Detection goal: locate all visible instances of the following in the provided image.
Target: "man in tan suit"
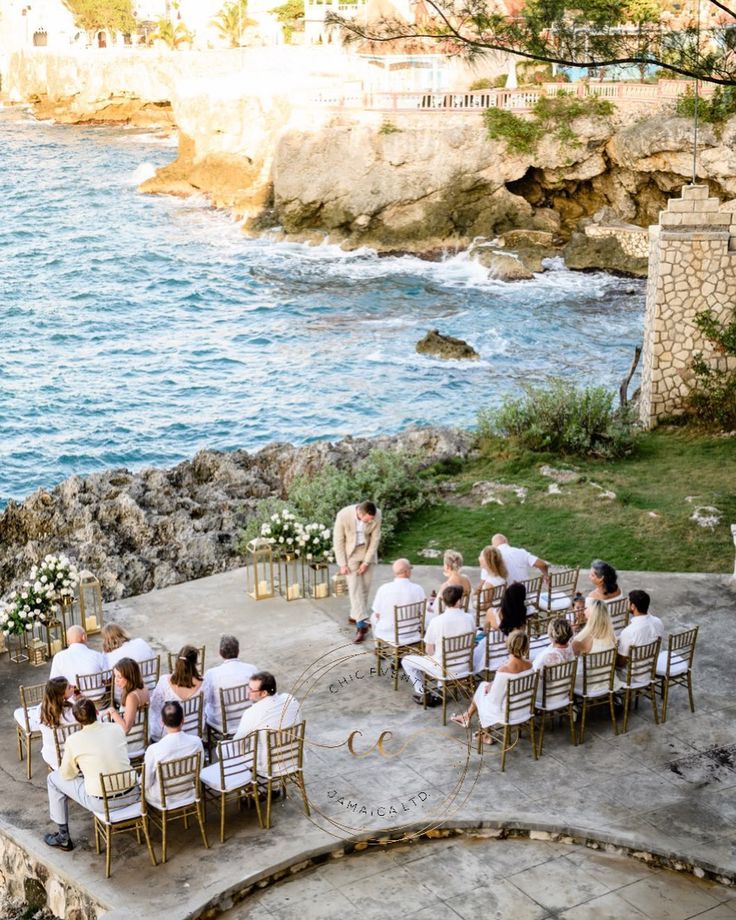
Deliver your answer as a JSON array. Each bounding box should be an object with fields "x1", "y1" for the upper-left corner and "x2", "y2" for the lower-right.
[{"x1": 333, "y1": 500, "x2": 382, "y2": 643}]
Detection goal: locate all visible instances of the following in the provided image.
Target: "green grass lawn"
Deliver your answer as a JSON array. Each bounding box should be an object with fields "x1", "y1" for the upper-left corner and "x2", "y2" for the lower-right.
[{"x1": 386, "y1": 428, "x2": 736, "y2": 573}]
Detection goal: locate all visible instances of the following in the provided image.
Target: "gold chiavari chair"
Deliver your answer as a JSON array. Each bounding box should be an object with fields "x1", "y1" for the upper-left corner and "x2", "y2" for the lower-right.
[
  {"x1": 620, "y1": 638, "x2": 661, "y2": 733},
  {"x1": 374, "y1": 600, "x2": 427, "y2": 691},
  {"x1": 139, "y1": 656, "x2": 161, "y2": 693},
  {"x1": 474, "y1": 584, "x2": 506, "y2": 630},
  {"x1": 207, "y1": 683, "x2": 252, "y2": 751},
  {"x1": 181, "y1": 694, "x2": 205, "y2": 739},
  {"x1": 201, "y1": 733, "x2": 262, "y2": 842},
  {"x1": 606, "y1": 598, "x2": 631, "y2": 636},
  {"x1": 656, "y1": 627, "x2": 699, "y2": 722},
  {"x1": 538, "y1": 568, "x2": 580, "y2": 614},
  {"x1": 478, "y1": 627, "x2": 507, "y2": 683},
  {"x1": 437, "y1": 590, "x2": 471, "y2": 614},
  {"x1": 53, "y1": 722, "x2": 83, "y2": 766},
  {"x1": 149, "y1": 752, "x2": 209, "y2": 863},
  {"x1": 76, "y1": 669, "x2": 114, "y2": 709},
  {"x1": 92, "y1": 767, "x2": 157, "y2": 878},
  {"x1": 263, "y1": 721, "x2": 310, "y2": 830},
  {"x1": 479, "y1": 671, "x2": 539, "y2": 772},
  {"x1": 424, "y1": 632, "x2": 476, "y2": 726},
  {"x1": 576, "y1": 648, "x2": 618, "y2": 743},
  {"x1": 535, "y1": 659, "x2": 577, "y2": 755},
  {"x1": 15, "y1": 683, "x2": 45, "y2": 780}
]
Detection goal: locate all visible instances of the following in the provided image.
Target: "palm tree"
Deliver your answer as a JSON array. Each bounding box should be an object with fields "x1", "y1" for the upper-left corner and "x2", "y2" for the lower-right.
[
  {"x1": 151, "y1": 17, "x2": 193, "y2": 48},
  {"x1": 212, "y1": 0, "x2": 255, "y2": 48}
]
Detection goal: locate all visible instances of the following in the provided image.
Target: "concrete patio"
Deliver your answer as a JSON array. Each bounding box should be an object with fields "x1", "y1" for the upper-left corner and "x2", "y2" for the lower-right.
[{"x1": 0, "y1": 564, "x2": 734, "y2": 919}]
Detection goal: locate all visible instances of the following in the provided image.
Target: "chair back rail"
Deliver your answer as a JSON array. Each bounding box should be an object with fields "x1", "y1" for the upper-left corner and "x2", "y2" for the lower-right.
[
  {"x1": 474, "y1": 584, "x2": 506, "y2": 627},
  {"x1": 266, "y1": 721, "x2": 306, "y2": 778},
  {"x1": 441, "y1": 632, "x2": 475, "y2": 679},
  {"x1": 158, "y1": 752, "x2": 203, "y2": 807},
  {"x1": 485, "y1": 628, "x2": 507, "y2": 673},
  {"x1": 541, "y1": 568, "x2": 579, "y2": 610},
  {"x1": 625, "y1": 638, "x2": 661, "y2": 687},
  {"x1": 217, "y1": 734, "x2": 258, "y2": 788},
  {"x1": 219, "y1": 683, "x2": 252, "y2": 735},
  {"x1": 437, "y1": 591, "x2": 471, "y2": 614},
  {"x1": 581, "y1": 648, "x2": 617, "y2": 696},
  {"x1": 138, "y1": 656, "x2": 161, "y2": 692},
  {"x1": 540, "y1": 659, "x2": 577, "y2": 709},
  {"x1": 519, "y1": 575, "x2": 543, "y2": 611},
  {"x1": 606, "y1": 598, "x2": 631, "y2": 635},
  {"x1": 504, "y1": 672, "x2": 538, "y2": 722},
  {"x1": 665, "y1": 627, "x2": 698, "y2": 671},
  {"x1": 394, "y1": 599, "x2": 427, "y2": 646},
  {"x1": 76, "y1": 669, "x2": 114, "y2": 708},
  {"x1": 19, "y1": 683, "x2": 47, "y2": 732},
  {"x1": 181, "y1": 694, "x2": 204, "y2": 738},
  {"x1": 53, "y1": 722, "x2": 82, "y2": 764},
  {"x1": 126, "y1": 704, "x2": 149, "y2": 757},
  {"x1": 99, "y1": 768, "x2": 143, "y2": 823}
]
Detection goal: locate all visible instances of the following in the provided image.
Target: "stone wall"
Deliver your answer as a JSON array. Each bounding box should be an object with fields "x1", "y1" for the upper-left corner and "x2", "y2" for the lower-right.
[
  {"x1": 585, "y1": 223, "x2": 649, "y2": 258},
  {"x1": 640, "y1": 185, "x2": 736, "y2": 426}
]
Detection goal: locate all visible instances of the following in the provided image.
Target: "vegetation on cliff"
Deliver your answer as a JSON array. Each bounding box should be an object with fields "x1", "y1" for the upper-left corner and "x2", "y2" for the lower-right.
[
  {"x1": 63, "y1": 0, "x2": 135, "y2": 35},
  {"x1": 687, "y1": 307, "x2": 736, "y2": 430}
]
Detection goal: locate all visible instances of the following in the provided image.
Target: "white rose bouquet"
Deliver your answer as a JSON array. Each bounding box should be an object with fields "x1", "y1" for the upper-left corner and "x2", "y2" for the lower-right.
[
  {"x1": 260, "y1": 508, "x2": 304, "y2": 556},
  {"x1": 301, "y1": 522, "x2": 335, "y2": 564},
  {"x1": 34, "y1": 554, "x2": 79, "y2": 601},
  {"x1": 3, "y1": 581, "x2": 54, "y2": 635}
]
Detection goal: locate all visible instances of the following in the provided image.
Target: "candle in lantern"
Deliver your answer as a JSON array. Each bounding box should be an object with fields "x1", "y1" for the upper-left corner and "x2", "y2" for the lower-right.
[
  {"x1": 257, "y1": 580, "x2": 269, "y2": 597},
  {"x1": 313, "y1": 583, "x2": 329, "y2": 599},
  {"x1": 85, "y1": 616, "x2": 98, "y2": 633},
  {"x1": 50, "y1": 638, "x2": 63, "y2": 656},
  {"x1": 287, "y1": 584, "x2": 301, "y2": 601}
]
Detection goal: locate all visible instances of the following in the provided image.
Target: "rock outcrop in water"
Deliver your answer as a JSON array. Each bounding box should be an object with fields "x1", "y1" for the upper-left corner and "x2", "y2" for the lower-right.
[
  {"x1": 416, "y1": 330, "x2": 480, "y2": 360},
  {"x1": 0, "y1": 427, "x2": 471, "y2": 601}
]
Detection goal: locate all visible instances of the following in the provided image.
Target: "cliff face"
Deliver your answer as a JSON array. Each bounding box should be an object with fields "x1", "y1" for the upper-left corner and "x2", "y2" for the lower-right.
[{"x1": 0, "y1": 428, "x2": 470, "y2": 601}]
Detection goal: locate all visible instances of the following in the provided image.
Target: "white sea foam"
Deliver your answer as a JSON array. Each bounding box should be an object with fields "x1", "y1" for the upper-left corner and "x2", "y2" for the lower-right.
[{"x1": 129, "y1": 162, "x2": 158, "y2": 185}]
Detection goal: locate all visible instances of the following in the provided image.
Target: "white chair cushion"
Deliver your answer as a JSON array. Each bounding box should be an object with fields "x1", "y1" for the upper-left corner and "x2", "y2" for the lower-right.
[
  {"x1": 540, "y1": 594, "x2": 573, "y2": 612},
  {"x1": 656, "y1": 652, "x2": 688, "y2": 676},
  {"x1": 504, "y1": 711, "x2": 533, "y2": 727},
  {"x1": 200, "y1": 762, "x2": 254, "y2": 792},
  {"x1": 92, "y1": 802, "x2": 143, "y2": 824},
  {"x1": 537, "y1": 696, "x2": 571, "y2": 712}
]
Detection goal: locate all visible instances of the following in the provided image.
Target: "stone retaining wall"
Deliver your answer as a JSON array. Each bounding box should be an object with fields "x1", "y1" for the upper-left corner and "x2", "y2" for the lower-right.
[
  {"x1": 585, "y1": 223, "x2": 649, "y2": 258},
  {"x1": 640, "y1": 185, "x2": 736, "y2": 426}
]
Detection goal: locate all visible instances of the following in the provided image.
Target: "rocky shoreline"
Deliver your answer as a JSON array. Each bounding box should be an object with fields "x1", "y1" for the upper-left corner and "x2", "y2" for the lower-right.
[{"x1": 0, "y1": 427, "x2": 471, "y2": 602}]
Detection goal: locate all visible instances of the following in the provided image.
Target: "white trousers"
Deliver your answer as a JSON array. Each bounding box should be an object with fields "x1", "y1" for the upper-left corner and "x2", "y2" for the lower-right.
[
  {"x1": 401, "y1": 654, "x2": 444, "y2": 694},
  {"x1": 47, "y1": 769, "x2": 104, "y2": 825}
]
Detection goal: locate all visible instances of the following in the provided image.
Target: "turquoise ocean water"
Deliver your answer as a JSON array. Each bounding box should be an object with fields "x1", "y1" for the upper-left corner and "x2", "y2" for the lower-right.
[{"x1": 0, "y1": 107, "x2": 645, "y2": 507}]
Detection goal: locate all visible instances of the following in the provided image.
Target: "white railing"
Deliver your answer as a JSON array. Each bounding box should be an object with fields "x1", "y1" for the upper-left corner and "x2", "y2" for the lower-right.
[{"x1": 306, "y1": 79, "x2": 715, "y2": 113}]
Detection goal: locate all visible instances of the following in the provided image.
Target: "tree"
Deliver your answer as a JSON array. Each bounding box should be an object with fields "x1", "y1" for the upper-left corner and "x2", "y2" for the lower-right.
[
  {"x1": 150, "y1": 17, "x2": 193, "y2": 48},
  {"x1": 272, "y1": 0, "x2": 305, "y2": 43},
  {"x1": 64, "y1": 0, "x2": 136, "y2": 38},
  {"x1": 211, "y1": 0, "x2": 256, "y2": 47},
  {"x1": 328, "y1": 0, "x2": 736, "y2": 86}
]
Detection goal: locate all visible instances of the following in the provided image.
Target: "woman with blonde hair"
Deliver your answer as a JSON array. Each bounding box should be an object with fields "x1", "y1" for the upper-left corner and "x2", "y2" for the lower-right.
[
  {"x1": 452, "y1": 630, "x2": 532, "y2": 744},
  {"x1": 572, "y1": 600, "x2": 616, "y2": 656},
  {"x1": 102, "y1": 622, "x2": 155, "y2": 671},
  {"x1": 476, "y1": 545, "x2": 508, "y2": 623},
  {"x1": 149, "y1": 645, "x2": 203, "y2": 741},
  {"x1": 106, "y1": 658, "x2": 150, "y2": 743},
  {"x1": 38, "y1": 677, "x2": 78, "y2": 769}
]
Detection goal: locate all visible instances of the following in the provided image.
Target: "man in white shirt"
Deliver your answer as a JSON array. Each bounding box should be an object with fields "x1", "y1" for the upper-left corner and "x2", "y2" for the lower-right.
[
  {"x1": 401, "y1": 585, "x2": 476, "y2": 706},
  {"x1": 617, "y1": 590, "x2": 665, "y2": 669},
  {"x1": 333, "y1": 500, "x2": 382, "y2": 642},
  {"x1": 233, "y1": 672, "x2": 302, "y2": 775},
  {"x1": 144, "y1": 701, "x2": 204, "y2": 811},
  {"x1": 202, "y1": 634, "x2": 258, "y2": 732},
  {"x1": 44, "y1": 698, "x2": 130, "y2": 851},
  {"x1": 488, "y1": 534, "x2": 549, "y2": 585},
  {"x1": 371, "y1": 559, "x2": 426, "y2": 644},
  {"x1": 49, "y1": 625, "x2": 105, "y2": 687}
]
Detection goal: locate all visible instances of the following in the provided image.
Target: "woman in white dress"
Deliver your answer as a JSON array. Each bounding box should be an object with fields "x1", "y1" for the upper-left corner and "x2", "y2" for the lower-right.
[
  {"x1": 149, "y1": 645, "x2": 203, "y2": 741},
  {"x1": 453, "y1": 630, "x2": 532, "y2": 744},
  {"x1": 476, "y1": 545, "x2": 507, "y2": 628},
  {"x1": 38, "y1": 678, "x2": 78, "y2": 769},
  {"x1": 533, "y1": 618, "x2": 575, "y2": 703},
  {"x1": 572, "y1": 600, "x2": 620, "y2": 692},
  {"x1": 105, "y1": 658, "x2": 151, "y2": 755}
]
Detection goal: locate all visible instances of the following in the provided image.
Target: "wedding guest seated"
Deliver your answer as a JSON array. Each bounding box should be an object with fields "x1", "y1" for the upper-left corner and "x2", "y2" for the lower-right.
[
  {"x1": 428, "y1": 550, "x2": 472, "y2": 619},
  {"x1": 587, "y1": 560, "x2": 622, "y2": 602},
  {"x1": 105, "y1": 658, "x2": 150, "y2": 738},
  {"x1": 617, "y1": 590, "x2": 665, "y2": 669},
  {"x1": 533, "y1": 618, "x2": 574, "y2": 671},
  {"x1": 452, "y1": 630, "x2": 532, "y2": 745},
  {"x1": 144, "y1": 701, "x2": 204, "y2": 812},
  {"x1": 38, "y1": 678, "x2": 78, "y2": 770},
  {"x1": 475, "y1": 545, "x2": 507, "y2": 616},
  {"x1": 489, "y1": 534, "x2": 549, "y2": 585},
  {"x1": 402, "y1": 585, "x2": 476, "y2": 706},
  {"x1": 203, "y1": 634, "x2": 258, "y2": 731},
  {"x1": 49, "y1": 625, "x2": 105, "y2": 687},
  {"x1": 102, "y1": 623, "x2": 155, "y2": 671},
  {"x1": 44, "y1": 698, "x2": 129, "y2": 852},
  {"x1": 473, "y1": 582, "x2": 528, "y2": 674},
  {"x1": 233, "y1": 672, "x2": 302, "y2": 775},
  {"x1": 149, "y1": 645, "x2": 203, "y2": 742},
  {"x1": 571, "y1": 592, "x2": 587, "y2": 633},
  {"x1": 370, "y1": 559, "x2": 427, "y2": 644},
  {"x1": 572, "y1": 600, "x2": 617, "y2": 657}
]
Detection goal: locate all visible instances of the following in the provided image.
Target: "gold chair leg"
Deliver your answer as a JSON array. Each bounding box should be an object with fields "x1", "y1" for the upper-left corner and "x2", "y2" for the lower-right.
[
  {"x1": 197, "y1": 801, "x2": 209, "y2": 850},
  {"x1": 252, "y1": 784, "x2": 263, "y2": 829},
  {"x1": 26, "y1": 738, "x2": 33, "y2": 781},
  {"x1": 393, "y1": 651, "x2": 400, "y2": 692},
  {"x1": 569, "y1": 704, "x2": 577, "y2": 746},
  {"x1": 266, "y1": 782, "x2": 273, "y2": 830},
  {"x1": 537, "y1": 712, "x2": 546, "y2": 758},
  {"x1": 142, "y1": 817, "x2": 158, "y2": 867},
  {"x1": 183, "y1": 811, "x2": 189, "y2": 830},
  {"x1": 296, "y1": 774, "x2": 310, "y2": 817},
  {"x1": 442, "y1": 684, "x2": 447, "y2": 726},
  {"x1": 650, "y1": 684, "x2": 659, "y2": 725},
  {"x1": 623, "y1": 689, "x2": 631, "y2": 733},
  {"x1": 687, "y1": 673, "x2": 695, "y2": 713},
  {"x1": 16, "y1": 727, "x2": 23, "y2": 763},
  {"x1": 501, "y1": 725, "x2": 510, "y2": 772},
  {"x1": 610, "y1": 693, "x2": 619, "y2": 736},
  {"x1": 529, "y1": 718, "x2": 537, "y2": 761},
  {"x1": 94, "y1": 819, "x2": 101, "y2": 855},
  {"x1": 661, "y1": 678, "x2": 669, "y2": 722},
  {"x1": 220, "y1": 793, "x2": 226, "y2": 844},
  {"x1": 578, "y1": 699, "x2": 587, "y2": 744},
  {"x1": 105, "y1": 827, "x2": 113, "y2": 879},
  {"x1": 161, "y1": 814, "x2": 168, "y2": 864}
]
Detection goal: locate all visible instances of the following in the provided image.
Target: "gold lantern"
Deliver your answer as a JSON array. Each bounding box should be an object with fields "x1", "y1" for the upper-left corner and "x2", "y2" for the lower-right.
[
  {"x1": 28, "y1": 632, "x2": 47, "y2": 667},
  {"x1": 44, "y1": 617, "x2": 65, "y2": 659},
  {"x1": 246, "y1": 538, "x2": 275, "y2": 600},
  {"x1": 74, "y1": 571, "x2": 103, "y2": 635},
  {"x1": 278, "y1": 553, "x2": 303, "y2": 602},
  {"x1": 59, "y1": 594, "x2": 79, "y2": 639},
  {"x1": 305, "y1": 561, "x2": 331, "y2": 599},
  {"x1": 7, "y1": 630, "x2": 29, "y2": 664}
]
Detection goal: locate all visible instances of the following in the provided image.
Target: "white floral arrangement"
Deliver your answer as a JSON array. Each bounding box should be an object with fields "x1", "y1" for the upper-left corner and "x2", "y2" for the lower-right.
[
  {"x1": 300, "y1": 522, "x2": 335, "y2": 564},
  {"x1": 34, "y1": 553, "x2": 79, "y2": 601},
  {"x1": 260, "y1": 509, "x2": 304, "y2": 556},
  {"x1": 2, "y1": 582, "x2": 54, "y2": 636}
]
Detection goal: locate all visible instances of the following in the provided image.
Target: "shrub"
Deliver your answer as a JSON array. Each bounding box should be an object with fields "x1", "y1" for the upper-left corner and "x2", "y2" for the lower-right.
[
  {"x1": 379, "y1": 120, "x2": 400, "y2": 135},
  {"x1": 675, "y1": 85, "x2": 736, "y2": 123},
  {"x1": 288, "y1": 449, "x2": 436, "y2": 549},
  {"x1": 483, "y1": 379, "x2": 639, "y2": 458},
  {"x1": 469, "y1": 77, "x2": 494, "y2": 90},
  {"x1": 484, "y1": 108, "x2": 543, "y2": 154},
  {"x1": 686, "y1": 308, "x2": 736, "y2": 430}
]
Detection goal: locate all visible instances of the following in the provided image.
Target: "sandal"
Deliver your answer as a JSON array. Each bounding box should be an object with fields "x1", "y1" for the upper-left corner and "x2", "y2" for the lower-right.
[
  {"x1": 450, "y1": 713, "x2": 471, "y2": 727},
  {"x1": 473, "y1": 729, "x2": 496, "y2": 746}
]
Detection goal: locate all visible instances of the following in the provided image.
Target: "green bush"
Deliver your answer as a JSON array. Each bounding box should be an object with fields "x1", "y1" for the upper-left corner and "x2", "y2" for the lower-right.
[
  {"x1": 686, "y1": 308, "x2": 736, "y2": 430},
  {"x1": 482, "y1": 379, "x2": 639, "y2": 458},
  {"x1": 483, "y1": 108, "x2": 543, "y2": 154},
  {"x1": 469, "y1": 77, "x2": 494, "y2": 90},
  {"x1": 288, "y1": 449, "x2": 436, "y2": 549},
  {"x1": 675, "y1": 85, "x2": 736, "y2": 123}
]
